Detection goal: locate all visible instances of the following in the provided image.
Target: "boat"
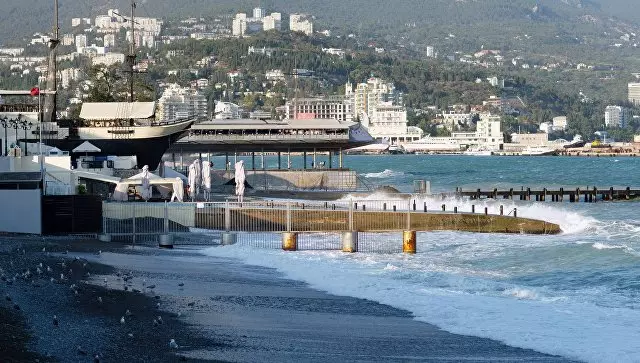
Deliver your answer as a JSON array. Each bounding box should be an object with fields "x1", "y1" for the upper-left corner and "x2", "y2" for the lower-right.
[
  {"x1": 563, "y1": 135, "x2": 586, "y2": 149},
  {"x1": 388, "y1": 144, "x2": 409, "y2": 154},
  {"x1": 403, "y1": 136, "x2": 462, "y2": 153},
  {"x1": 463, "y1": 146, "x2": 493, "y2": 156},
  {"x1": 10, "y1": 0, "x2": 195, "y2": 168},
  {"x1": 520, "y1": 146, "x2": 557, "y2": 156}
]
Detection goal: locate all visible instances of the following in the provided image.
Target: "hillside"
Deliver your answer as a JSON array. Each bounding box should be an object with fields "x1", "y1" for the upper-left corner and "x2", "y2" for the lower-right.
[{"x1": 1, "y1": 0, "x2": 639, "y2": 64}]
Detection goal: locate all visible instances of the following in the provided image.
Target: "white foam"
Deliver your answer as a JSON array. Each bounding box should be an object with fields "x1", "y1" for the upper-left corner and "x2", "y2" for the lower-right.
[
  {"x1": 202, "y1": 245, "x2": 640, "y2": 362},
  {"x1": 362, "y1": 169, "x2": 406, "y2": 178},
  {"x1": 592, "y1": 242, "x2": 626, "y2": 250}
]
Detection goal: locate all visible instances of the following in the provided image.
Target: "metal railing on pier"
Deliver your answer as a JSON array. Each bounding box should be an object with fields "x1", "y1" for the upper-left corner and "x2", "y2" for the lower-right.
[{"x1": 100, "y1": 198, "x2": 551, "y2": 250}]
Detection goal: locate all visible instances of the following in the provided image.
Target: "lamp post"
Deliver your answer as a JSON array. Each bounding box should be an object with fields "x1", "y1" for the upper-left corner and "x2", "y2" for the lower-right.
[
  {"x1": 9, "y1": 119, "x2": 19, "y2": 151},
  {"x1": 20, "y1": 121, "x2": 33, "y2": 156},
  {"x1": 0, "y1": 117, "x2": 8, "y2": 156}
]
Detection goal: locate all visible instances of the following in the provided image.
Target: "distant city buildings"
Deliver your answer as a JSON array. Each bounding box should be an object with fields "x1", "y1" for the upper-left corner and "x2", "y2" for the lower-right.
[
  {"x1": 285, "y1": 96, "x2": 353, "y2": 122},
  {"x1": 214, "y1": 101, "x2": 241, "y2": 119},
  {"x1": 628, "y1": 83, "x2": 640, "y2": 106},
  {"x1": 604, "y1": 105, "x2": 630, "y2": 128},
  {"x1": 232, "y1": 9, "x2": 282, "y2": 36},
  {"x1": 289, "y1": 14, "x2": 314, "y2": 36},
  {"x1": 157, "y1": 84, "x2": 207, "y2": 121}
]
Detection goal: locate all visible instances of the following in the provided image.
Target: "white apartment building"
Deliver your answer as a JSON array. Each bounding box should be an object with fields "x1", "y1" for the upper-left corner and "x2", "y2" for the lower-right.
[
  {"x1": 263, "y1": 14, "x2": 282, "y2": 31},
  {"x1": 285, "y1": 97, "x2": 353, "y2": 122},
  {"x1": 426, "y1": 46, "x2": 435, "y2": 58},
  {"x1": 253, "y1": 8, "x2": 265, "y2": 19},
  {"x1": 553, "y1": 116, "x2": 568, "y2": 130},
  {"x1": 214, "y1": 101, "x2": 241, "y2": 119},
  {"x1": 363, "y1": 102, "x2": 423, "y2": 144},
  {"x1": 103, "y1": 34, "x2": 116, "y2": 48},
  {"x1": 232, "y1": 14, "x2": 248, "y2": 36},
  {"x1": 475, "y1": 114, "x2": 503, "y2": 149},
  {"x1": 405, "y1": 114, "x2": 503, "y2": 152},
  {"x1": 60, "y1": 68, "x2": 81, "y2": 89},
  {"x1": 290, "y1": 14, "x2": 314, "y2": 36},
  {"x1": 61, "y1": 34, "x2": 74, "y2": 46},
  {"x1": 157, "y1": 84, "x2": 207, "y2": 121},
  {"x1": 95, "y1": 9, "x2": 162, "y2": 36},
  {"x1": 605, "y1": 105, "x2": 629, "y2": 128},
  {"x1": 628, "y1": 83, "x2": 640, "y2": 106},
  {"x1": 75, "y1": 34, "x2": 88, "y2": 49},
  {"x1": 322, "y1": 48, "x2": 346, "y2": 58},
  {"x1": 91, "y1": 53, "x2": 125, "y2": 67},
  {"x1": 441, "y1": 112, "x2": 472, "y2": 131},
  {"x1": 347, "y1": 77, "x2": 401, "y2": 119}
]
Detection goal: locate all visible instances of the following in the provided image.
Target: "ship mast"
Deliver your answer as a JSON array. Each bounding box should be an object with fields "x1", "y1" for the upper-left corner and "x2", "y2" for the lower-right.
[
  {"x1": 125, "y1": 0, "x2": 137, "y2": 102},
  {"x1": 43, "y1": 0, "x2": 59, "y2": 123}
]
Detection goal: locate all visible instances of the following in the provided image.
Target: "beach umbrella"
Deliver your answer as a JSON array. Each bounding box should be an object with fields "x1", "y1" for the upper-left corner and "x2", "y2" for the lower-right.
[
  {"x1": 202, "y1": 161, "x2": 212, "y2": 201},
  {"x1": 187, "y1": 162, "x2": 197, "y2": 201}
]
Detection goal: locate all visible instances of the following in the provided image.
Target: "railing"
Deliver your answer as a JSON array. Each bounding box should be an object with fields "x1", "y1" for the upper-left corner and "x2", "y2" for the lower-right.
[
  {"x1": 101, "y1": 199, "x2": 537, "y2": 247},
  {"x1": 183, "y1": 133, "x2": 349, "y2": 142}
]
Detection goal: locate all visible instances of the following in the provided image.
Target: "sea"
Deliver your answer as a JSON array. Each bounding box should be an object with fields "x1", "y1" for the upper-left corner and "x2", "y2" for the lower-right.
[{"x1": 201, "y1": 154, "x2": 640, "y2": 362}]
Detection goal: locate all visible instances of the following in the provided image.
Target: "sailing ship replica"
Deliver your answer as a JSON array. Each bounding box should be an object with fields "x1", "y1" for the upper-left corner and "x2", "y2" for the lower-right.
[{"x1": 13, "y1": 0, "x2": 196, "y2": 168}]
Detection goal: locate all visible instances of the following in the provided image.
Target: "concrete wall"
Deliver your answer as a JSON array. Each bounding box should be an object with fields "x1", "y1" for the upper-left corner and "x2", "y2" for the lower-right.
[{"x1": 0, "y1": 190, "x2": 41, "y2": 234}]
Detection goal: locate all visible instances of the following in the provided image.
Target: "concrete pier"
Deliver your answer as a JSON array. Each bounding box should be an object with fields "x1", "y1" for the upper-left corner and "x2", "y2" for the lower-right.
[{"x1": 459, "y1": 186, "x2": 640, "y2": 202}]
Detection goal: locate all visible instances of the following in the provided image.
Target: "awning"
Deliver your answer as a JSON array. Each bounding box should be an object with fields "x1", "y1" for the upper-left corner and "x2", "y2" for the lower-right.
[
  {"x1": 72, "y1": 141, "x2": 101, "y2": 153},
  {"x1": 79, "y1": 102, "x2": 156, "y2": 120}
]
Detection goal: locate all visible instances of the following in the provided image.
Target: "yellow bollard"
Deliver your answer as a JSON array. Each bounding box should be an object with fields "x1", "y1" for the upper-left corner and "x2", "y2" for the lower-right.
[
  {"x1": 403, "y1": 230, "x2": 417, "y2": 254},
  {"x1": 282, "y1": 232, "x2": 298, "y2": 251}
]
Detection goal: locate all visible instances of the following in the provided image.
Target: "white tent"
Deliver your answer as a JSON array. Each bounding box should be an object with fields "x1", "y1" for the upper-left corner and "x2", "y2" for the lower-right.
[{"x1": 72, "y1": 141, "x2": 101, "y2": 153}]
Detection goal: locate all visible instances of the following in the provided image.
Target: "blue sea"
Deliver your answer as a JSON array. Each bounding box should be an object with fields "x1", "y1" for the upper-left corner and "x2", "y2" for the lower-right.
[{"x1": 202, "y1": 155, "x2": 640, "y2": 362}]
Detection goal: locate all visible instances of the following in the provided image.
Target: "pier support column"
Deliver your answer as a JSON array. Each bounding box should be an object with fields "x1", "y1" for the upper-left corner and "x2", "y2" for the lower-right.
[
  {"x1": 282, "y1": 232, "x2": 298, "y2": 251},
  {"x1": 221, "y1": 232, "x2": 237, "y2": 245},
  {"x1": 303, "y1": 151, "x2": 307, "y2": 169},
  {"x1": 158, "y1": 234, "x2": 174, "y2": 249},
  {"x1": 287, "y1": 148, "x2": 291, "y2": 169},
  {"x1": 313, "y1": 148, "x2": 317, "y2": 168},
  {"x1": 403, "y1": 230, "x2": 417, "y2": 254},
  {"x1": 329, "y1": 151, "x2": 333, "y2": 169},
  {"x1": 225, "y1": 153, "x2": 229, "y2": 171},
  {"x1": 278, "y1": 152, "x2": 282, "y2": 170},
  {"x1": 341, "y1": 231, "x2": 358, "y2": 253},
  {"x1": 251, "y1": 152, "x2": 255, "y2": 170},
  {"x1": 339, "y1": 148, "x2": 343, "y2": 168},
  {"x1": 261, "y1": 149, "x2": 265, "y2": 169}
]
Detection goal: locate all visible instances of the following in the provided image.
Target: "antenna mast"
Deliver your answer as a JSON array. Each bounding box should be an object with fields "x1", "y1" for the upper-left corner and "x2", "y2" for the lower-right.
[
  {"x1": 126, "y1": 0, "x2": 137, "y2": 102},
  {"x1": 43, "y1": 0, "x2": 59, "y2": 123}
]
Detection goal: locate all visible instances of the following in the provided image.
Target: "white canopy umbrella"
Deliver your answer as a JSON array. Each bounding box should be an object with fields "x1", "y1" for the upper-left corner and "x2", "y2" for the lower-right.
[
  {"x1": 234, "y1": 160, "x2": 246, "y2": 203},
  {"x1": 187, "y1": 162, "x2": 197, "y2": 202},
  {"x1": 72, "y1": 141, "x2": 101, "y2": 153},
  {"x1": 202, "y1": 161, "x2": 212, "y2": 201}
]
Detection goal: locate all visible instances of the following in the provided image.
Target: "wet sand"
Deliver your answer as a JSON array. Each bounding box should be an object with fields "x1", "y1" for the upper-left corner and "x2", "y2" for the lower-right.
[{"x1": 1, "y1": 237, "x2": 577, "y2": 362}]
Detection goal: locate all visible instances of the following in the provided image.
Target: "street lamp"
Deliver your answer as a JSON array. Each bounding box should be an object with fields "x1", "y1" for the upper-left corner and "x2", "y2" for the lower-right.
[
  {"x1": 20, "y1": 121, "x2": 33, "y2": 155},
  {"x1": 0, "y1": 117, "x2": 8, "y2": 156},
  {"x1": 9, "y1": 119, "x2": 19, "y2": 151}
]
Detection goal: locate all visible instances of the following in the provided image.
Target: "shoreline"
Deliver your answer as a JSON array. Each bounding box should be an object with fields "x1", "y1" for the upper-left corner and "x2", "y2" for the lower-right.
[{"x1": 1, "y1": 236, "x2": 576, "y2": 362}]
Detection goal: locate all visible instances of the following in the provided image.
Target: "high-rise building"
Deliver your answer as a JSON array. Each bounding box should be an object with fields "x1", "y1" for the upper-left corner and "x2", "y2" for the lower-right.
[
  {"x1": 290, "y1": 14, "x2": 314, "y2": 36},
  {"x1": 629, "y1": 83, "x2": 640, "y2": 106},
  {"x1": 75, "y1": 34, "x2": 88, "y2": 49},
  {"x1": 604, "y1": 105, "x2": 629, "y2": 128},
  {"x1": 253, "y1": 8, "x2": 265, "y2": 19},
  {"x1": 348, "y1": 77, "x2": 402, "y2": 119},
  {"x1": 285, "y1": 96, "x2": 353, "y2": 122},
  {"x1": 232, "y1": 13, "x2": 247, "y2": 36},
  {"x1": 426, "y1": 46, "x2": 435, "y2": 58},
  {"x1": 157, "y1": 84, "x2": 207, "y2": 121}
]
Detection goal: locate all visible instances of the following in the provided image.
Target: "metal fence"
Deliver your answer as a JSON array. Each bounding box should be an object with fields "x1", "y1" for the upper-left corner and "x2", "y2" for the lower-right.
[{"x1": 102, "y1": 199, "x2": 520, "y2": 249}]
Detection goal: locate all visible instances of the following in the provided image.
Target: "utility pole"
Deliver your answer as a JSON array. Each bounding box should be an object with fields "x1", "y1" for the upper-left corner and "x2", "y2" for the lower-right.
[
  {"x1": 43, "y1": 0, "x2": 59, "y2": 123},
  {"x1": 125, "y1": 0, "x2": 137, "y2": 102}
]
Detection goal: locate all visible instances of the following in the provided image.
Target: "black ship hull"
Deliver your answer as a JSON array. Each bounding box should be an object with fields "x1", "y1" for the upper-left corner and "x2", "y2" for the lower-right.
[{"x1": 24, "y1": 132, "x2": 186, "y2": 168}]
